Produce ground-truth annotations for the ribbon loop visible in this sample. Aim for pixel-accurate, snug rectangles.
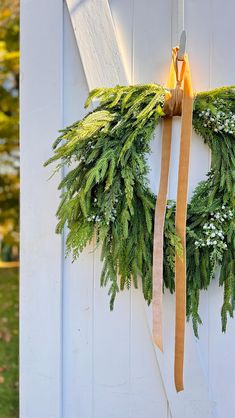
[152,48,193,392]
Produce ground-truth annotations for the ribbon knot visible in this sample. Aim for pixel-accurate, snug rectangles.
[163,84,183,117]
[152,47,193,392]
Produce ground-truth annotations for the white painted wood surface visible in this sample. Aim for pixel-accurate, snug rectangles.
[20,1,63,417]
[20,1,235,417]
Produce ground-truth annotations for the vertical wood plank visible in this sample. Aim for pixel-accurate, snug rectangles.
[91,2,133,414]
[65,2,133,417]
[184,0,213,395]
[133,0,172,85]
[131,1,171,416]
[93,250,132,418]
[130,287,168,418]
[207,2,235,417]
[62,6,94,418]
[210,0,235,87]
[20,0,63,416]
[133,0,172,213]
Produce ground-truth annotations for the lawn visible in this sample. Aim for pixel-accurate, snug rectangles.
[0,268,19,418]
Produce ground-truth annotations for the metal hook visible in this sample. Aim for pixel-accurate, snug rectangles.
[177,30,186,61]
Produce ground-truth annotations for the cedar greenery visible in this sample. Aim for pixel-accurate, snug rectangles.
[45,84,235,337]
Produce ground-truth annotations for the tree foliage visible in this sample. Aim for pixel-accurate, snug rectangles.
[0,0,19,248]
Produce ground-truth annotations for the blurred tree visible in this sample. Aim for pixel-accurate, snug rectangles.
[0,0,19,257]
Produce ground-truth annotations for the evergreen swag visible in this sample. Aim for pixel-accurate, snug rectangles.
[45,84,235,337]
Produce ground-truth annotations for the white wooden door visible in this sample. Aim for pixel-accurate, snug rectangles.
[21,1,235,417]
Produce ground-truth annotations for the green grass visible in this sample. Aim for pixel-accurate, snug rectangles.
[0,268,19,418]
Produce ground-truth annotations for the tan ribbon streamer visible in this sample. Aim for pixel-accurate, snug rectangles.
[152,47,193,392]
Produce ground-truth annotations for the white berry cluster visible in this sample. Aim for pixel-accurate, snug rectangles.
[87,197,119,225]
[198,99,235,135]
[80,141,95,163]
[166,200,175,209]
[194,205,233,250]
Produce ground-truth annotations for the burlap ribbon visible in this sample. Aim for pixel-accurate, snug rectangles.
[152,47,193,392]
